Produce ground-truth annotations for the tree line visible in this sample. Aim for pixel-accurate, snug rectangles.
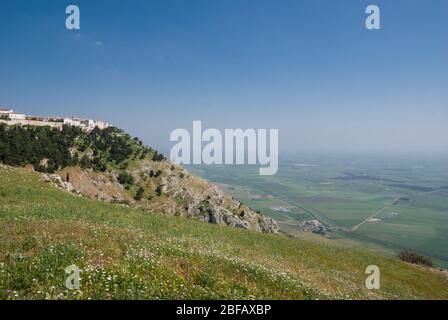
[0,123,165,173]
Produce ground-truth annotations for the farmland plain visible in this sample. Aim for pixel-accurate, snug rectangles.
[188,154,448,268]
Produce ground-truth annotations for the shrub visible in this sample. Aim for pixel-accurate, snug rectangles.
[118,172,134,185]
[134,187,144,201]
[152,151,166,162]
[80,155,90,169]
[398,250,433,267]
[154,170,162,178]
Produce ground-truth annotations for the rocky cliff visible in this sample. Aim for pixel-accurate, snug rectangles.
[44,161,278,233]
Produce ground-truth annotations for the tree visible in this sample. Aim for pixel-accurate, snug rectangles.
[0,124,164,175]
[152,151,166,162]
[134,187,144,201]
[118,172,134,185]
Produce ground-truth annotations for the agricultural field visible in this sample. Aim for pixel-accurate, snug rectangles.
[188,154,448,268]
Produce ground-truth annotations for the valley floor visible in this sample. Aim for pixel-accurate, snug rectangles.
[188,159,448,269]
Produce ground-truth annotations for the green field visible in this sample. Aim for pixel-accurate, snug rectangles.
[1,164,448,299]
[189,155,448,268]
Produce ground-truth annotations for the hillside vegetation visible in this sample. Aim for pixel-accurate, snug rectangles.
[0,123,164,173]
[1,165,448,300]
[0,124,277,233]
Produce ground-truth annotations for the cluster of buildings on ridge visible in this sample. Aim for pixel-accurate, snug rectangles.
[0,107,111,130]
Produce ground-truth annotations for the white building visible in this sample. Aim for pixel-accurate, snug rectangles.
[94,121,110,129]
[81,119,95,129]
[0,108,13,114]
[62,117,111,130]
[9,112,26,120]
[63,117,81,127]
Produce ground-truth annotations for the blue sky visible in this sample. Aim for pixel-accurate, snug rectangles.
[0,0,447,156]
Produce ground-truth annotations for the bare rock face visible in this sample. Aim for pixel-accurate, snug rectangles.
[257,216,279,233]
[154,168,279,233]
[206,207,250,230]
[42,167,132,204]
[41,173,73,192]
[160,175,178,194]
[41,161,279,234]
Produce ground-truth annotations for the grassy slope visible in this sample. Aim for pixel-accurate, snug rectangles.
[0,165,447,300]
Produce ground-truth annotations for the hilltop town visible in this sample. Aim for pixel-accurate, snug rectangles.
[0,107,110,131]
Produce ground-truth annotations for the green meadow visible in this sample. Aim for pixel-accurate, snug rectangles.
[1,165,448,299]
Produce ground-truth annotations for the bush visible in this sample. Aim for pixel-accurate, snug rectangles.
[154,170,162,178]
[134,187,145,201]
[118,172,134,186]
[80,155,90,169]
[152,151,166,162]
[398,250,433,267]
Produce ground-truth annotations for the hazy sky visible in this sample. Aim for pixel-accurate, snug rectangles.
[1,0,447,156]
